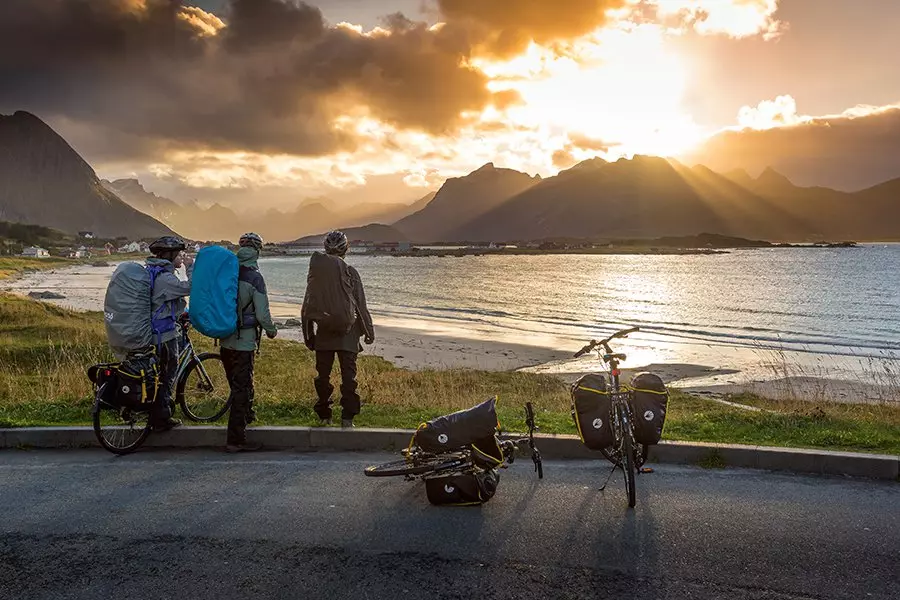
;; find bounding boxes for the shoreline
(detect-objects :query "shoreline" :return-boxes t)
[2,262,897,402]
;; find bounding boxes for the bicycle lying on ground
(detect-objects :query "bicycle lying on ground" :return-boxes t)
[574,326,650,508]
[90,314,230,455]
[364,402,544,480]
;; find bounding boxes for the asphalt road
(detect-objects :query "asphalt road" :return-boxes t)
[1,449,897,600]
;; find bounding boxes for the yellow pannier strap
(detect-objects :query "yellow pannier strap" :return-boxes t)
[627,385,669,395]
[577,385,609,395]
[408,422,428,455]
[471,441,503,466]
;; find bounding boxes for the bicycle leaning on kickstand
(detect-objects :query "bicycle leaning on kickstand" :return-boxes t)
[88,313,231,455]
[573,326,661,508]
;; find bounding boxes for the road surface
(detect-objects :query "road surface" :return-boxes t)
[1,449,897,599]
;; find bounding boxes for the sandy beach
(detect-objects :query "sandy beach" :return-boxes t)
[3,263,896,402]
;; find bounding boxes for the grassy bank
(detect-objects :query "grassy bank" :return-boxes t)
[1,293,898,454]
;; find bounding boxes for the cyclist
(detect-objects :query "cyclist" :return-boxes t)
[146,236,194,431]
[302,230,375,428]
[219,232,278,452]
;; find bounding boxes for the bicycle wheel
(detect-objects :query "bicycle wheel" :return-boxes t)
[177,353,230,422]
[364,453,469,477]
[621,425,637,508]
[92,389,152,455]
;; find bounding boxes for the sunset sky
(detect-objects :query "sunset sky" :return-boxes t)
[2,0,899,207]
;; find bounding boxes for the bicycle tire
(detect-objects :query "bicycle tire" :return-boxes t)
[177,352,231,422]
[364,454,469,477]
[622,424,637,508]
[92,387,152,455]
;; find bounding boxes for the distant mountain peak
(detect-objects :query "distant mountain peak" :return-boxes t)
[756,166,794,188]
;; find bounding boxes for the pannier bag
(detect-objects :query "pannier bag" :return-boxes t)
[425,468,500,506]
[471,434,504,468]
[629,372,669,445]
[571,373,614,450]
[415,397,499,453]
[88,352,159,410]
[189,246,240,339]
[302,252,358,335]
[104,262,154,360]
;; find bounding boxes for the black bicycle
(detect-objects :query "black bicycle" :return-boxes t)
[90,314,230,455]
[574,327,649,508]
[364,402,544,479]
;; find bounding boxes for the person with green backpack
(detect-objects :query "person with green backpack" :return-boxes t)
[218,232,278,452]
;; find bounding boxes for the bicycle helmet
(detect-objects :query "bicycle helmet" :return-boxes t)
[149,236,186,256]
[323,230,349,255]
[239,232,264,251]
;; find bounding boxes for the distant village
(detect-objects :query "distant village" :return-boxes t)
[19,231,203,260]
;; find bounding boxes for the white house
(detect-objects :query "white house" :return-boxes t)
[21,246,50,258]
[118,242,142,253]
[78,231,95,239]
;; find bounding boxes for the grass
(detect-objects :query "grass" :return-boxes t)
[1,293,899,455]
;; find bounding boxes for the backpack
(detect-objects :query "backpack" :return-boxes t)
[571,373,615,450]
[104,262,155,360]
[189,246,240,339]
[302,252,357,335]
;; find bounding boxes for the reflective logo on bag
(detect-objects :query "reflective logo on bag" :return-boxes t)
[644,410,654,421]
[121,385,131,394]
[592,418,603,429]
[444,484,455,494]
[438,434,448,444]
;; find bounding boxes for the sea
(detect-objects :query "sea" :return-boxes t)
[261,245,900,387]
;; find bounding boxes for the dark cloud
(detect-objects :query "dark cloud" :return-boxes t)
[437,0,625,57]
[0,0,508,161]
[684,107,900,190]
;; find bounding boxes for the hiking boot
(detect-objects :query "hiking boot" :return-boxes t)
[341,419,355,429]
[318,418,333,426]
[225,442,263,453]
[152,417,182,432]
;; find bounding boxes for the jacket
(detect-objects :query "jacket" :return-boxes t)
[302,261,374,353]
[145,257,193,345]
[219,247,277,352]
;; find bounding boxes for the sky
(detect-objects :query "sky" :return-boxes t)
[1,0,899,208]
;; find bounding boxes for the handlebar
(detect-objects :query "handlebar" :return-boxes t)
[573,326,640,358]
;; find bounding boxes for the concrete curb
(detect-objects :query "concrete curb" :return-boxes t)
[1,427,897,481]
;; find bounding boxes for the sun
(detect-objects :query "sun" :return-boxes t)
[476,24,704,159]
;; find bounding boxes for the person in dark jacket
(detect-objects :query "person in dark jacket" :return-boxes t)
[302,231,375,428]
[219,233,278,452]
[146,236,194,431]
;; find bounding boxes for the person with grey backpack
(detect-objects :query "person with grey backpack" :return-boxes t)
[302,231,374,428]
[145,236,194,431]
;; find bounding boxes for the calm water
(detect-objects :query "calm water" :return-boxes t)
[261,246,900,379]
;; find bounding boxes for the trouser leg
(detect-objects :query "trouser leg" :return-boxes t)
[155,338,179,422]
[337,351,360,421]
[223,348,255,445]
[314,351,336,420]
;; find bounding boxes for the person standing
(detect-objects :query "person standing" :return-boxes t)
[302,231,375,428]
[219,232,278,452]
[146,236,193,431]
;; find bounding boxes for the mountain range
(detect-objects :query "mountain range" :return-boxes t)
[390,156,900,242]
[0,111,172,239]
[104,178,433,242]
[3,110,899,244]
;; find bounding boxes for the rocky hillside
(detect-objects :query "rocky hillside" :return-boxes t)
[0,111,173,239]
